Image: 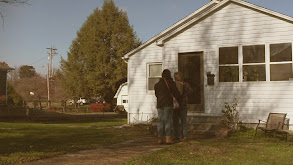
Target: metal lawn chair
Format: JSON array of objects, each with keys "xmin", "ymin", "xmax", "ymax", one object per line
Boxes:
[
  {"xmin": 274, "ymin": 118, "xmax": 292, "ymax": 142},
  {"xmin": 254, "ymin": 113, "xmax": 287, "ymax": 138}
]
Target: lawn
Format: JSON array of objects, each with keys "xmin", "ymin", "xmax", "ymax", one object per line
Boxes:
[
  {"xmin": 0, "ymin": 117, "xmax": 148, "ymax": 165},
  {"xmin": 127, "ymin": 129, "xmax": 293, "ymax": 165}
]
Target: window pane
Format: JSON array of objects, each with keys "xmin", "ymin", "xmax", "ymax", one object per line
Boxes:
[
  {"xmin": 149, "ymin": 64, "xmax": 162, "ymax": 77},
  {"xmin": 270, "ymin": 43, "xmax": 292, "ymax": 62},
  {"xmin": 243, "ymin": 45, "xmax": 265, "ymax": 63},
  {"xmin": 219, "ymin": 47, "xmax": 238, "ymax": 64},
  {"xmin": 148, "ymin": 78, "xmax": 160, "ymax": 90},
  {"xmin": 270, "ymin": 64, "xmax": 292, "ymax": 81},
  {"xmin": 219, "ymin": 66, "xmax": 239, "ymax": 82},
  {"xmin": 243, "ymin": 65, "xmax": 266, "ymax": 81}
]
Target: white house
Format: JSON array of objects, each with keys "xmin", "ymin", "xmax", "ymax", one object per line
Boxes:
[
  {"xmin": 123, "ymin": 0, "xmax": 293, "ymax": 124},
  {"xmin": 114, "ymin": 82, "xmax": 129, "ymax": 112}
]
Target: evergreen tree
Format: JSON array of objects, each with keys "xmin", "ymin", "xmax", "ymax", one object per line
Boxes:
[
  {"xmin": 59, "ymin": 0, "xmax": 141, "ymax": 102},
  {"xmin": 19, "ymin": 65, "xmax": 35, "ymax": 79}
]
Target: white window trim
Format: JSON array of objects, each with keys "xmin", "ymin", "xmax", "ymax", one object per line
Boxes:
[
  {"xmin": 218, "ymin": 41, "xmax": 293, "ymax": 83},
  {"xmin": 242, "ymin": 44, "xmax": 266, "ymax": 82},
  {"xmin": 268, "ymin": 42, "xmax": 293, "ymax": 82},
  {"xmin": 218, "ymin": 45, "xmax": 240, "ymax": 83},
  {"xmin": 146, "ymin": 62, "xmax": 162, "ymax": 94}
]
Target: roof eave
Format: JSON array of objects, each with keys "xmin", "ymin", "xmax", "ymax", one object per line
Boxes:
[
  {"xmin": 123, "ymin": 0, "xmax": 219, "ymax": 59},
  {"xmin": 123, "ymin": 0, "xmax": 293, "ymax": 60}
]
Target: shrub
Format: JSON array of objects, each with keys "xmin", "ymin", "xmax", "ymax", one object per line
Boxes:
[
  {"xmin": 90, "ymin": 103, "xmax": 111, "ymax": 112},
  {"xmin": 221, "ymin": 98, "xmax": 241, "ymax": 130},
  {"xmin": 7, "ymin": 83, "xmax": 23, "ymax": 106}
]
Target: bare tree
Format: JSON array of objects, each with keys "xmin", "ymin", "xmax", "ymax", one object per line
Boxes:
[
  {"xmin": 0, "ymin": 0, "xmax": 29, "ymax": 27},
  {"xmin": 13, "ymin": 74, "xmax": 47, "ymax": 109}
]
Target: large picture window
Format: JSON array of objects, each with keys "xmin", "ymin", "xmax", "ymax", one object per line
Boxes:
[
  {"xmin": 147, "ymin": 63, "xmax": 162, "ymax": 90},
  {"xmin": 219, "ymin": 47, "xmax": 239, "ymax": 82},
  {"xmin": 219, "ymin": 42, "xmax": 292, "ymax": 83}
]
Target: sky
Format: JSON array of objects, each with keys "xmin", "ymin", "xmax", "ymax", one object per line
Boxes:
[{"xmin": 0, "ymin": 0, "xmax": 293, "ymax": 75}]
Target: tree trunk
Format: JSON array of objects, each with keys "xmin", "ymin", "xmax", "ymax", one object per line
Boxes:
[{"xmin": 38, "ymin": 101, "xmax": 42, "ymax": 110}]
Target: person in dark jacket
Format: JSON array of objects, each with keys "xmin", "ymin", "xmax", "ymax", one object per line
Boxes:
[
  {"xmin": 173, "ymin": 72, "xmax": 193, "ymax": 142},
  {"xmin": 154, "ymin": 69, "xmax": 180, "ymax": 144}
]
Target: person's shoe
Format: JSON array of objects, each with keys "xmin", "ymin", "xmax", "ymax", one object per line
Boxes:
[
  {"xmin": 166, "ymin": 136, "xmax": 174, "ymax": 144},
  {"xmin": 181, "ymin": 137, "xmax": 188, "ymax": 142},
  {"xmin": 158, "ymin": 136, "xmax": 165, "ymax": 144}
]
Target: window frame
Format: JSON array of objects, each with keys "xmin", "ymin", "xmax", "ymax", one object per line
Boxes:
[
  {"xmin": 218, "ymin": 45, "xmax": 241, "ymax": 83},
  {"xmin": 269, "ymin": 42, "xmax": 293, "ymax": 81},
  {"xmin": 242, "ymin": 44, "xmax": 266, "ymax": 82},
  {"xmin": 146, "ymin": 62, "xmax": 162, "ymax": 93},
  {"xmin": 218, "ymin": 41, "xmax": 293, "ymax": 83}
]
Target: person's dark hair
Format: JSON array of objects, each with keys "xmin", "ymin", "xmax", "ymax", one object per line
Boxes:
[{"xmin": 162, "ymin": 69, "xmax": 171, "ymax": 78}]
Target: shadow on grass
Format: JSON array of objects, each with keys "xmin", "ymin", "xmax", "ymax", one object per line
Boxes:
[{"xmin": 0, "ymin": 118, "xmax": 148, "ymax": 165}]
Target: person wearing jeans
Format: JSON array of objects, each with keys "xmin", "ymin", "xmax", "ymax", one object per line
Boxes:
[
  {"xmin": 173, "ymin": 72, "xmax": 193, "ymax": 141},
  {"xmin": 154, "ymin": 69, "xmax": 180, "ymax": 144}
]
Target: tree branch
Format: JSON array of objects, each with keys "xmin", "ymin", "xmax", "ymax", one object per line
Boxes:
[
  {"xmin": 0, "ymin": 0, "xmax": 29, "ymax": 28},
  {"xmin": 0, "ymin": 11, "xmax": 4, "ymax": 29}
]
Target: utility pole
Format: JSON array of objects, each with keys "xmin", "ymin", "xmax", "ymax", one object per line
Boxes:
[
  {"xmin": 47, "ymin": 64, "xmax": 50, "ymax": 109},
  {"xmin": 46, "ymin": 46, "xmax": 57, "ymax": 78},
  {"xmin": 46, "ymin": 46, "xmax": 57, "ymax": 109}
]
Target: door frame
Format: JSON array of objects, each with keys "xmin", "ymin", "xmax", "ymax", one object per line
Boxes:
[{"xmin": 178, "ymin": 51, "xmax": 205, "ymax": 113}]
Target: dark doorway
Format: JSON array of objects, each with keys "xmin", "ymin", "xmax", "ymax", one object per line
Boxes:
[{"xmin": 178, "ymin": 52, "xmax": 204, "ymax": 112}]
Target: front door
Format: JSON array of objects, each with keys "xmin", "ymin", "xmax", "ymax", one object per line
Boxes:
[{"xmin": 178, "ymin": 52, "xmax": 204, "ymax": 112}]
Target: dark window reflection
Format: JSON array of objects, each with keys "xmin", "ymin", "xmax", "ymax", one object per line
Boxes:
[
  {"xmin": 243, "ymin": 45, "xmax": 265, "ymax": 63},
  {"xmin": 219, "ymin": 66, "xmax": 239, "ymax": 82},
  {"xmin": 270, "ymin": 43, "xmax": 292, "ymax": 62},
  {"xmin": 243, "ymin": 65, "xmax": 266, "ymax": 81},
  {"xmin": 219, "ymin": 47, "xmax": 238, "ymax": 64},
  {"xmin": 270, "ymin": 64, "xmax": 292, "ymax": 81}
]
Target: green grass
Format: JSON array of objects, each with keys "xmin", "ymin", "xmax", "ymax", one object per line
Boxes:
[
  {"xmin": 0, "ymin": 117, "xmax": 148, "ymax": 165},
  {"xmin": 127, "ymin": 129, "xmax": 293, "ymax": 165}
]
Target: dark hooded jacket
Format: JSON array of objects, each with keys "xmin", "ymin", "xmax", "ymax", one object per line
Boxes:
[{"xmin": 154, "ymin": 78, "xmax": 181, "ymax": 109}]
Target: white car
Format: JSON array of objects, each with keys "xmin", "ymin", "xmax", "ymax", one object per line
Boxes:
[
  {"xmin": 76, "ymin": 98, "xmax": 89, "ymax": 105},
  {"xmin": 69, "ymin": 98, "xmax": 89, "ymax": 105}
]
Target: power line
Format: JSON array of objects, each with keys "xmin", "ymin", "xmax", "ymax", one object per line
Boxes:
[{"xmin": 29, "ymin": 56, "xmax": 47, "ymax": 65}]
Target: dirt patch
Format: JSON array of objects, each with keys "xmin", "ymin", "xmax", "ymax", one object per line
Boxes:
[{"xmin": 20, "ymin": 136, "xmax": 168, "ymax": 165}]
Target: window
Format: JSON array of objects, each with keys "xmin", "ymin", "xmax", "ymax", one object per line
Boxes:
[
  {"xmin": 219, "ymin": 47, "xmax": 239, "ymax": 82},
  {"xmin": 270, "ymin": 43, "xmax": 292, "ymax": 81},
  {"xmin": 122, "ymin": 100, "xmax": 128, "ymax": 103},
  {"xmin": 270, "ymin": 43, "xmax": 292, "ymax": 62},
  {"xmin": 147, "ymin": 63, "xmax": 162, "ymax": 90},
  {"xmin": 243, "ymin": 45, "xmax": 266, "ymax": 81}
]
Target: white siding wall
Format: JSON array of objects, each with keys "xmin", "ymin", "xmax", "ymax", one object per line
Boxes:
[
  {"xmin": 128, "ymin": 2, "xmax": 293, "ymax": 124},
  {"xmin": 164, "ymin": 2, "xmax": 293, "ymax": 123},
  {"xmin": 128, "ymin": 43, "xmax": 162, "ymax": 123},
  {"xmin": 117, "ymin": 85, "xmax": 128, "ymax": 106}
]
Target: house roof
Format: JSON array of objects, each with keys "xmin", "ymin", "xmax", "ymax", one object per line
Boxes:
[
  {"xmin": 0, "ymin": 66, "xmax": 14, "ymax": 71},
  {"xmin": 114, "ymin": 82, "xmax": 128, "ymax": 98},
  {"xmin": 123, "ymin": 0, "xmax": 293, "ymax": 60}
]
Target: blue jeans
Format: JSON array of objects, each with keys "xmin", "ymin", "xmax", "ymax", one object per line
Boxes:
[
  {"xmin": 173, "ymin": 109, "xmax": 188, "ymax": 138},
  {"xmin": 157, "ymin": 107, "xmax": 173, "ymax": 137}
]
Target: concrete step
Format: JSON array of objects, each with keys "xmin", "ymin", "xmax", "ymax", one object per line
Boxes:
[
  {"xmin": 187, "ymin": 115, "xmax": 223, "ymax": 123},
  {"xmin": 188, "ymin": 123, "xmax": 218, "ymax": 131}
]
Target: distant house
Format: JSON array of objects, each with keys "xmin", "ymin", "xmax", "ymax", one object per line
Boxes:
[
  {"xmin": 123, "ymin": 0, "xmax": 293, "ymax": 124},
  {"xmin": 114, "ymin": 82, "xmax": 128, "ymax": 112},
  {"xmin": 0, "ymin": 65, "xmax": 14, "ymax": 105}
]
